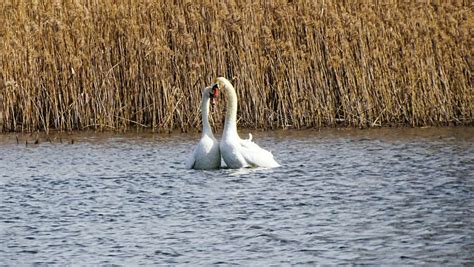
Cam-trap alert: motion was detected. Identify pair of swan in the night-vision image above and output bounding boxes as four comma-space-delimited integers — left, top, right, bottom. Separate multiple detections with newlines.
186, 77, 280, 170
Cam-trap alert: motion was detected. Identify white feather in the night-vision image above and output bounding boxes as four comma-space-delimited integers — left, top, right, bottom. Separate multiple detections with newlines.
186, 86, 221, 170
217, 77, 280, 169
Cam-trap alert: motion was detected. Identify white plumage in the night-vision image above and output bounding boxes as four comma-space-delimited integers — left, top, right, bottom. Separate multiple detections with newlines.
186, 86, 221, 170
216, 77, 280, 169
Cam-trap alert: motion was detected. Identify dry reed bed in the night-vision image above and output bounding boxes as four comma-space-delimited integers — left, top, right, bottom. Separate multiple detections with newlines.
0, 1, 472, 132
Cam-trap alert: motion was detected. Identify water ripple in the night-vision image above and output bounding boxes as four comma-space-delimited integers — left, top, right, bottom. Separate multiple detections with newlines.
0, 128, 473, 265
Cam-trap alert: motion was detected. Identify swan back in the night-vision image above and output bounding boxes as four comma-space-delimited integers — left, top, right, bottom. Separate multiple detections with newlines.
239, 137, 280, 168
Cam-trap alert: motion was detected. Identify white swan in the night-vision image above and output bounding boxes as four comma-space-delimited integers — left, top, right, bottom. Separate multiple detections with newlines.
185, 85, 221, 170
214, 77, 280, 169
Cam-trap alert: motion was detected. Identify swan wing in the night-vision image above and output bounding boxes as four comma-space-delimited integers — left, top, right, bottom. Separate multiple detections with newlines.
239, 137, 280, 168
185, 145, 198, 169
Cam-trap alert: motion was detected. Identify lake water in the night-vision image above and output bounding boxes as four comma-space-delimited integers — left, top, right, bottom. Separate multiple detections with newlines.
1, 128, 473, 265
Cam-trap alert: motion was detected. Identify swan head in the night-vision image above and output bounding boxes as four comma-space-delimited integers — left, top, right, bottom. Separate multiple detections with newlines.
204, 84, 219, 106
214, 77, 231, 91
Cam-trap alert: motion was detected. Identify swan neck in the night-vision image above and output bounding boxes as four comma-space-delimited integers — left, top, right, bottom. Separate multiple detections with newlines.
201, 94, 213, 137
223, 82, 238, 137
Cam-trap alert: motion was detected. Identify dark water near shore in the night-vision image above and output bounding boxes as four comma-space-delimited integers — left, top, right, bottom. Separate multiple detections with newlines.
1, 128, 473, 265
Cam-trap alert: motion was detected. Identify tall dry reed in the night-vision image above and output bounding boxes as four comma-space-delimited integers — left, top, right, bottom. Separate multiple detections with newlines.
0, 0, 472, 132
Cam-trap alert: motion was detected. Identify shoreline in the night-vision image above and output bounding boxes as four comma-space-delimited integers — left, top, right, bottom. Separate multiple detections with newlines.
1, 125, 473, 141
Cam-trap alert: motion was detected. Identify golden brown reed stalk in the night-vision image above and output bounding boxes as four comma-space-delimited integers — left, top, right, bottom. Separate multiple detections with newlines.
0, 0, 472, 132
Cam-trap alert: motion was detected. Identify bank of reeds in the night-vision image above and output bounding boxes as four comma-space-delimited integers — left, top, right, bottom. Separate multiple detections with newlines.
0, 1, 472, 132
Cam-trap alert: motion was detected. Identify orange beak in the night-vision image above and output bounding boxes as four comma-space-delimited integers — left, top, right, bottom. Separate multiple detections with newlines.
210, 85, 219, 106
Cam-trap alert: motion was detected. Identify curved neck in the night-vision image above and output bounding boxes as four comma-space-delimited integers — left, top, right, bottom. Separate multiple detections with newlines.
223, 82, 238, 137
201, 94, 214, 137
